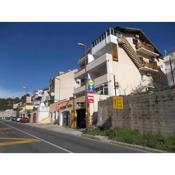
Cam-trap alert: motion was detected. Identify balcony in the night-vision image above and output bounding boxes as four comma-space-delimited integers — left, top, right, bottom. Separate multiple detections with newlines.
74, 54, 110, 79
74, 68, 86, 79
94, 74, 108, 87
91, 35, 117, 57
87, 54, 109, 71
74, 74, 108, 95
136, 43, 159, 58
74, 85, 86, 95
139, 62, 160, 73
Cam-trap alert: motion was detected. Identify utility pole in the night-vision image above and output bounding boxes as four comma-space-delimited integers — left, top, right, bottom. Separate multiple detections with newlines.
113, 75, 119, 96
169, 54, 175, 86
77, 42, 89, 128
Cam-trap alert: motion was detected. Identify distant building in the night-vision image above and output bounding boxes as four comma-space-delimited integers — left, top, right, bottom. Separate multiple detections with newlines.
19, 89, 50, 123
0, 109, 16, 119
163, 52, 175, 87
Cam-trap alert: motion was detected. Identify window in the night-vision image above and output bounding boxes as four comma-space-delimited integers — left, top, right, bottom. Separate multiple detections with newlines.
95, 84, 108, 95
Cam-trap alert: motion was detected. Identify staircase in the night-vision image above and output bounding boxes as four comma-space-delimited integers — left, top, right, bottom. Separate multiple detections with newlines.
117, 36, 168, 87
117, 36, 143, 69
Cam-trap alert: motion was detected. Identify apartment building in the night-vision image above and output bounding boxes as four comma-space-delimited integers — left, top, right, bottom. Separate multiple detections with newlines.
49, 69, 78, 126
49, 69, 78, 102
74, 26, 168, 128
163, 51, 175, 87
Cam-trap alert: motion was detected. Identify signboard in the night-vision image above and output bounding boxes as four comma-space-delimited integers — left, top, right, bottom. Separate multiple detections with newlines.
87, 79, 95, 92
113, 96, 123, 110
88, 79, 94, 86
88, 85, 95, 92
87, 92, 94, 104
25, 104, 33, 110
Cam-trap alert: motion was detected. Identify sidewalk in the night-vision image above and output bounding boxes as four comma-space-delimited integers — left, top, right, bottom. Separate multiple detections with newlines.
26, 123, 82, 136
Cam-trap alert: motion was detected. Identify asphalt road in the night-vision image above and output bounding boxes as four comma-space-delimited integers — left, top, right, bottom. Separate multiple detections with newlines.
0, 120, 148, 153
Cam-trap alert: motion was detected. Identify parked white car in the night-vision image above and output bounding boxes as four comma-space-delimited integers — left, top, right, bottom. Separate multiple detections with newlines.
16, 117, 22, 122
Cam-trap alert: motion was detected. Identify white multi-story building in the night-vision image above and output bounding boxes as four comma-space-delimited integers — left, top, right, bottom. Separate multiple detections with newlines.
163, 52, 175, 87
74, 26, 168, 128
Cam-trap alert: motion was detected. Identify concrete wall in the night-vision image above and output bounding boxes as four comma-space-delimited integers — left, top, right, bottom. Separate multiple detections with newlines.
54, 69, 78, 102
98, 88, 175, 137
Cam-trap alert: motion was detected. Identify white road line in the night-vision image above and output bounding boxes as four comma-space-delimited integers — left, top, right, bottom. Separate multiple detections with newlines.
1, 121, 73, 153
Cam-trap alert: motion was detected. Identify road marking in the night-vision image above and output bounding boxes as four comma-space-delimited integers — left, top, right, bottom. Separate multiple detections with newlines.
1, 121, 73, 153
0, 137, 39, 147
0, 128, 11, 132
0, 128, 13, 135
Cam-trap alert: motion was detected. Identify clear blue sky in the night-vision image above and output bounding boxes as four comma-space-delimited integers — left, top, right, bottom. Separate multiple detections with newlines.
0, 22, 175, 98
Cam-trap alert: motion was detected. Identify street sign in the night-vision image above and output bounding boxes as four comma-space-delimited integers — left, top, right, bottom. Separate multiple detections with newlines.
87, 92, 94, 104
87, 79, 95, 92
113, 96, 123, 110
88, 85, 95, 92
88, 79, 94, 86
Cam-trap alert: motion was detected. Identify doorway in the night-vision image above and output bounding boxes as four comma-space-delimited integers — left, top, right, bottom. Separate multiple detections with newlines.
76, 109, 86, 128
33, 113, 37, 123
62, 111, 70, 127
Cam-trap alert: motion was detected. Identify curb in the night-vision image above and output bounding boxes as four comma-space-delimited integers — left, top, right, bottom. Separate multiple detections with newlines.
82, 134, 167, 153
82, 134, 101, 141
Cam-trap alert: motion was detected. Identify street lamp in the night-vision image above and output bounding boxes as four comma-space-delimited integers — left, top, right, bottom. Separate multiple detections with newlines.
77, 42, 89, 128
77, 42, 87, 56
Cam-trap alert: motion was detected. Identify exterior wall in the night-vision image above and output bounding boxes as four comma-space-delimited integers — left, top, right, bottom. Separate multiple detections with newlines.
111, 41, 142, 95
164, 53, 175, 86
37, 103, 50, 124
54, 69, 77, 102
98, 89, 175, 137
89, 94, 109, 125
49, 102, 58, 123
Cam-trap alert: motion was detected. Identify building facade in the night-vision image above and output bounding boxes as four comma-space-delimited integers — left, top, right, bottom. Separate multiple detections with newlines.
49, 69, 77, 126
74, 26, 168, 128
50, 69, 78, 102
